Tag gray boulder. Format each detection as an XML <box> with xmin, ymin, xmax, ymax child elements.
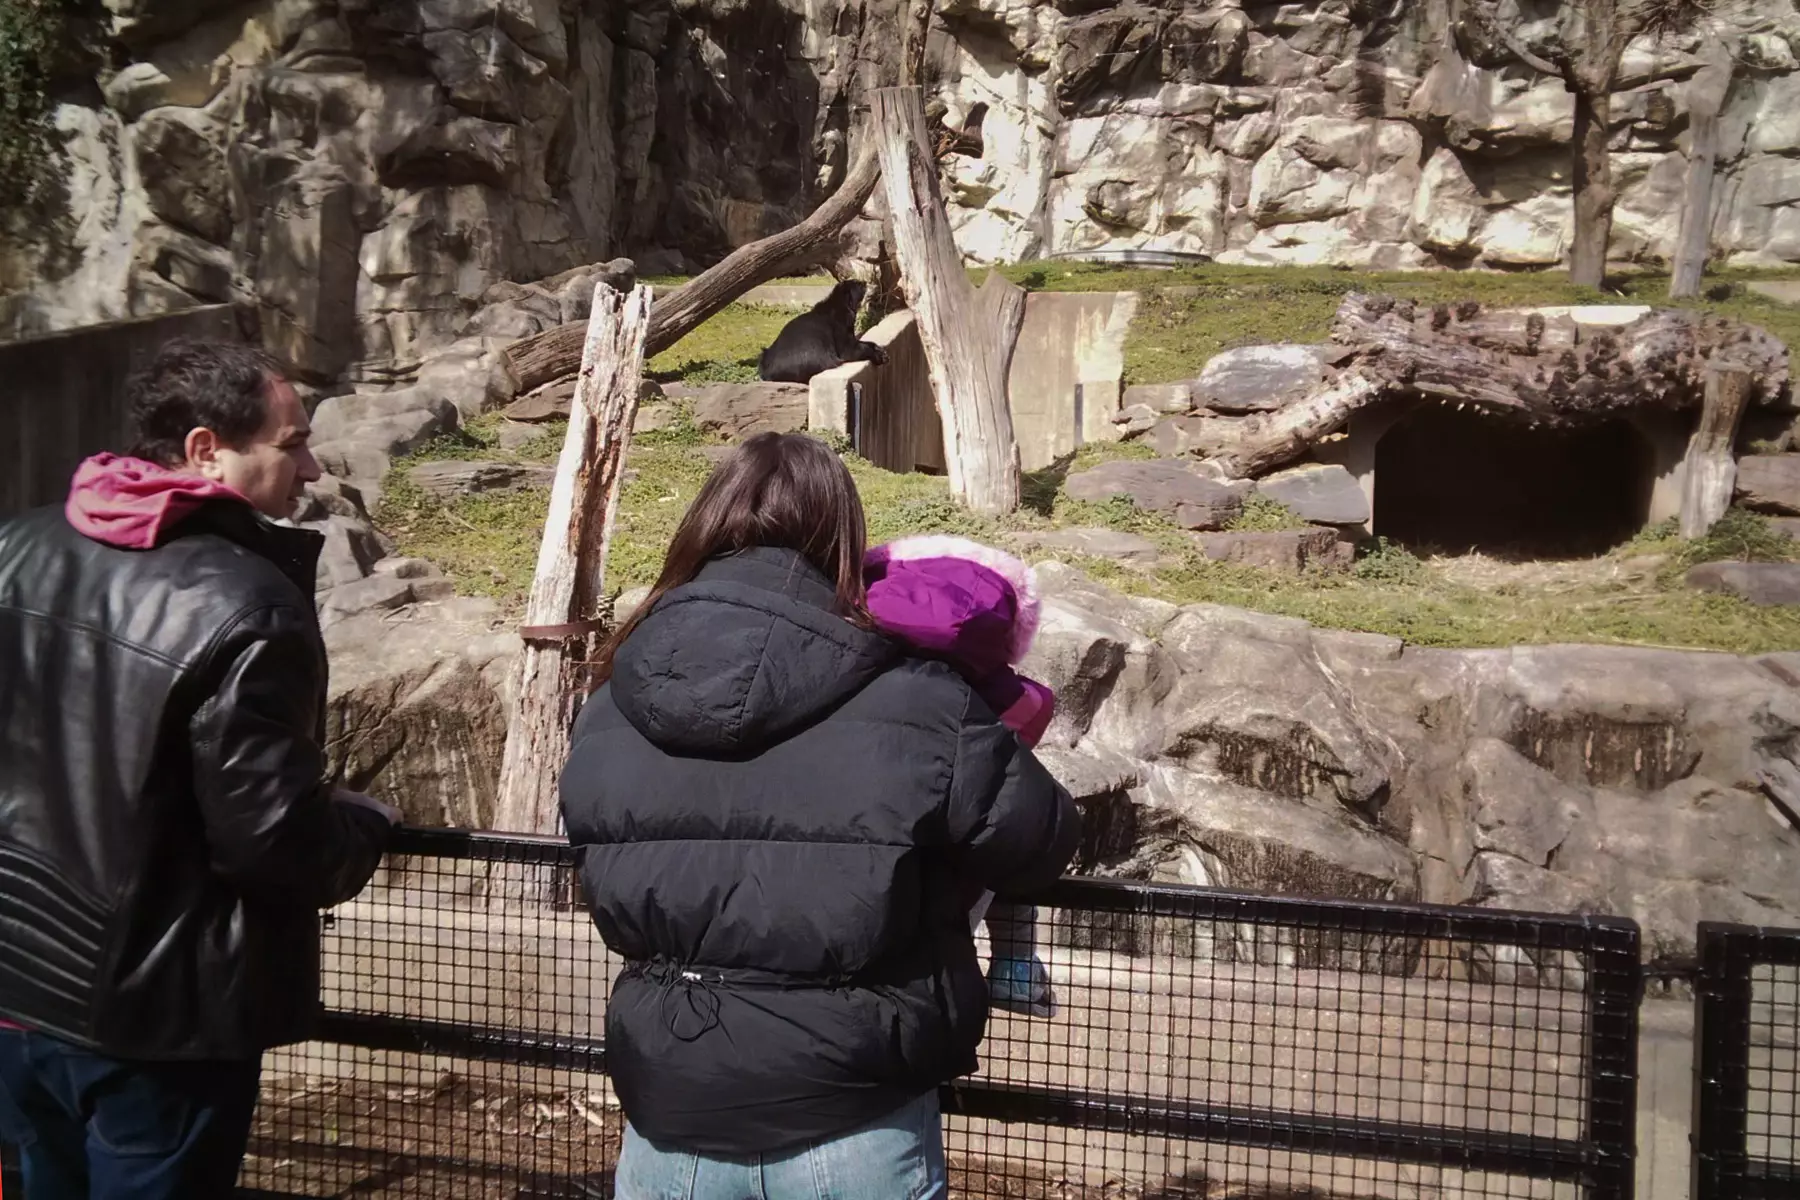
<box><xmin>411</xmin><ymin>460</ymin><xmax>557</xmax><ymax>501</ymax></box>
<box><xmin>1011</xmin><ymin>527</ymin><xmax>1166</xmax><ymax>568</ymax></box>
<box><xmin>1735</xmin><ymin>454</ymin><xmax>1800</xmax><ymax>515</ymax></box>
<box><xmin>325</xmin><ymin>596</ymin><xmax>518</xmax><ymax>829</ymax></box>
<box><xmin>1064</xmin><ymin>459</ymin><xmax>1248</xmax><ymax>530</ymax></box>
<box><xmin>1120</xmin><ymin>382</ymin><xmax>1196</xmax><ymax>415</ymax></box>
<box><xmin>678</xmin><ymin>383</ymin><xmax>810</xmax><ymax>439</ymax></box>
<box><xmin>1192</xmin><ymin>527</ymin><xmax>1352</xmax><ymax>573</ymax></box>
<box><xmin>1687</xmin><ymin>561</ymin><xmax>1800</xmax><ymax>606</ymax></box>
<box><xmin>1194</xmin><ymin>344</ymin><xmax>1331</xmax><ymax>414</ymax></box>
<box><xmin>1252</xmin><ymin>464</ymin><xmax>1369</xmax><ymax>526</ymax></box>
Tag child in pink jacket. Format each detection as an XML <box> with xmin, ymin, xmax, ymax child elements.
<box><xmin>863</xmin><ymin>535</ymin><xmax>1057</xmax><ymax>1013</ymax></box>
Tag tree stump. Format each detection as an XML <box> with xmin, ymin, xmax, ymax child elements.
<box><xmin>1678</xmin><ymin>364</ymin><xmax>1753</xmax><ymax>538</ymax></box>
<box><xmin>492</xmin><ymin>283</ymin><xmax>654</xmax><ymax>838</ymax></box>
<box><xmin>872</xmin><ymin>84</ymin><xmax>1024</xmax><ymax>514</ymax></box>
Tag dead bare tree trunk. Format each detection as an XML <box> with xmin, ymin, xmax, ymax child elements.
<box><xmin>1669</xmin><ymin>49</ymin><xmax>1734</xmax><ymax>300</ymax></box>
<box><xmin>493</xmin><ymin>283</ymin><xmax>654</xmax><ymax>836</ymax></box>
<box><xmin>505</xmin><ymin>142</ymin><xmax>881</xmax><ymax>396</ymax></box>
<box><xmin>873</xmin><ymin>84</ymin><xmax>1023</xmax><ymax>514</ymax></box>
<box><xmin>1569</xmin><ymin>85</ymin><xmax>1615</xmax><ymax>289</ymax></box>
<box><xmin>1678</xmin><ymin>364</ymin><xmax>1753</xmax><ymax>538</ymax></box>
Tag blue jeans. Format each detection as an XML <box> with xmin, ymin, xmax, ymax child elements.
<box><xmin>0</xmin><ymin>1027</ymin><xmax>260</xmax><ymax>1199</ymax></box>
<box><xmin>615</xmin><ymin>1089</ymin><xmax>947</xmax><ymax>1200</ymax></box>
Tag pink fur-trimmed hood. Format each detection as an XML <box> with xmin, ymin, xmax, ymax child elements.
<box><xmin>862</xmin><ymin>534</ymin><xmax>1041</xmax><ymax>672</ymax></box>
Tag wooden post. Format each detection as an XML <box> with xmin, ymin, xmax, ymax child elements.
<box><xmin>1678</xmin><ymin>363</ymin><xmax>1753</xmax><ymax>539</ymax></box>
<box><xmin>1669</xmin><ymin>50</ymin><xmax>1733</xmax><ymax>301</ymax></box>
<box><xmin>872</xmin><ymin>84</ymin><xmax>1024</xmax><ymax>514</ymax></box>
<box><xmin>492</xmin><ymin>282</ymin><xmax>654</xmax><ymax>836</ymax></box>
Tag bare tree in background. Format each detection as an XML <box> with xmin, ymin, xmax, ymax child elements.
<box><xmin>1458</xmin><ymin>0</ymin><xmax>1719</xmax><ymax>288</ymax></box>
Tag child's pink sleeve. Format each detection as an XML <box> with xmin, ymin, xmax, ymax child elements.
<box><xmin>997</xmin><ymin>676</ymin><xmax>1055</xmax><ymax>748</ymax></box>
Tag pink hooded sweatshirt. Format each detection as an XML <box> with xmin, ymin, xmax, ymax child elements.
<box><xmin>863</xmin><ymin>534</ymin><xmax>1055</xmax><ymax>748</ymax></box>
<box><xmin>63</xmin><ymin>452</ymin><xmax>250</xmax><ymax>550</ymax></box>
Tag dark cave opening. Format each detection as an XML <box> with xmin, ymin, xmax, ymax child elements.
<box><xmin>1373</xmin><ymin>404</ymin><xmax>1657</xmax><ymax>557</ymax></box>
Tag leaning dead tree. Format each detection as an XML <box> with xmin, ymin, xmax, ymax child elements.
<box><xmin>874</xmin><ymin>85</ymin><xmax>1025</xmax><ymax>514</ymax></box>
<box><xmin>1191</xmin><ymin>293</ymin><xmax>1790</xmax><ymax>487</ymax></box>
<box><xmin>505</xmin><ymin>142</ymin><xmax>881</xmax><ymax>395</ymax></box>
<box><xmin>492</xmin><ymin>283</ymin><xmax>654</xmax><ymax>836</ymax></box>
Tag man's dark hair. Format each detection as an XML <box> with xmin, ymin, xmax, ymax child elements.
<box><xmin>125</xmin><ymin>339</ymin><xmax>284</xmax><ymax>467</ymax></box>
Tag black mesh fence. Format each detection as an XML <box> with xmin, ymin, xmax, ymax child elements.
<box><xmin>1692</xmin><ymin>922</ymin><xmax>1800</xmax><ymax>1200</ymax></box>
<box><xmin>3</xmin><ymin>827</ymin><xmax>1644</xmax><ymax>1199</ymax></box>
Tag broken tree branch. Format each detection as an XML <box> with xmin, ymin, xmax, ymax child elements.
<box><xmin>493</xmin><ymin>282</ymin><xmax>653</xmax><ymax>836</ymax></box>
<box><xmin>505</xmin><ymin>137</ymin><xmax>881</xmax><ymax>396</ymax></box>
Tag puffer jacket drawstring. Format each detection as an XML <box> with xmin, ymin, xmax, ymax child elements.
<box><xmin>633</xmin><ymin>961</ymin><xmax>724</xmax><ymax>1042</ymax></box>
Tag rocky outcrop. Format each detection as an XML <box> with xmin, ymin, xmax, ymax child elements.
<box><xmin>1</xmin><ymin>0</ymin><xmax>857</xmax><ymax>359</ymax></box>
<box><xmin>1017</xmin><ymin>563</ymin><xmax>1800</xmax><ymax>964</ymax></box>
<box><xmin>9</xmin><ymin>0</ymin><xmax>1800</xmax><ymax>355</ymax></box>
<box><xmin>326</xmin><ymin>550</ymin><xmax>1800</xmax><ymax>963</ymax></box>
<box><xmin>931</xmin><ymin>1</ymin><xmax>1800</xmax><ymax>269</ymax></box>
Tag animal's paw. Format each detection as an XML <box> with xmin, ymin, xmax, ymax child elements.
<box><xmin>865</xmin><ymin>344</ymin><xmax>889</xmax><ymax>367</ymax></box>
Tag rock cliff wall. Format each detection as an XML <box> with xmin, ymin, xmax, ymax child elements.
<box><xmin>4</xmin><ymin>0</ymin><xmax>1799</xmax><ymax>368</ymax></box>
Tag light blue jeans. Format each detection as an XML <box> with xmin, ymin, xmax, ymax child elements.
<box><xmin>614</xmin><ymin>1089</ymin><xmax>947</xmax><ymax>1200</ymax></box>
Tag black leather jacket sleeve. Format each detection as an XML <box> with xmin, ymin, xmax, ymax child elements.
<box><xmin>189</xmin><ymin>604</ymin><xmax>390</xmax><ymax>909</ymax></box>
<box><xmin>946</xmin><ymin>699</ymin><xmax>1082</xmax><ymax>898</ymax></box>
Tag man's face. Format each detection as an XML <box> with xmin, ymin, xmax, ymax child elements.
<box><xmin>206</xmin><ymin>377</ymin><xmax>322</xmax><ymax>520</ymax></box>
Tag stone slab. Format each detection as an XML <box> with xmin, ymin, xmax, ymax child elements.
<box><xmin>1687</xmin><ymin>561</ymin><xmax>1800</xmax><ymax>605</ymax></box>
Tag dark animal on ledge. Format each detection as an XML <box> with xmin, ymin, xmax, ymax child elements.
<box><xmin>758</xmin><ymin>280</ymin><xmax>889</xmax><ymax>383</ymax></box>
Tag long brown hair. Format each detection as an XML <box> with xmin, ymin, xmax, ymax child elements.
<box><xmin>591</xmin><ymin>432</ymin><xmax>871</xmax><ymax>684</ymax></box>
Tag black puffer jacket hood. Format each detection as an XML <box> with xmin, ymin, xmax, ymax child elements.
<box><xmin>561</xmin><ymin>546</ymin><xmax>1081</xmax><ymax>1156</ymax></box>
<box><xmin>612</xmin><ymin>548</ymin><xmax>897</xmax><ymax>755</ymax></box>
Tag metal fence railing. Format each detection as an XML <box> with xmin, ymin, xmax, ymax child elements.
<box><xmin>5</xmin><ymin>828</ymin><xmax>1646</xmax><ymax>1199</ymax></box>
<box><xmin>1692</xmin><ymin>922</ymin><xmax>1800</xmax><ymax>1200</ymax></box>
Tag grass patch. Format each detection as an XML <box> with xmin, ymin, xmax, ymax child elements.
<box><xmin>374</xmin><ymin>262</ymin><xmax>1800</xmax><ymax>654</ymax></box>
<box><xmin>380</xmin><ymin>432</ymin><xmax>1800</xmax><ymax>653</ymax></box>
<box><xmin>1621</xmin><ymin>508</ymin><xmax>1798</xmax><ymax>586</ymax></box>
<box><xmin>644</xmin><ymin>303</ymin><xmax>804</xmax><ymax>385</ymax></box>
<box><xmin>1229</xmin><ymin>495</ymin><xmax>1310</xmax><ymax>533</ymax></box>
<box><xmin>1084</xmin><ymin>553</ymin><xmax>1800</xmax><ymax>653</ymax></box>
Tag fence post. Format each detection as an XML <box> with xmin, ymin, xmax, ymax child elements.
<box><xmin>1588</xmin><ymin>922</ymin><xmax>1644</xmax><ymax>1200</ymax></box>
<box><xmin>1693</xmin><ymin>923</ymin><xmax>1755</xmax><ymax>1200</ymax></box>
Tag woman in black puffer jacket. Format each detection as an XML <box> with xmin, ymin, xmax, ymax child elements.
<box><xmin>560</xmin><ymin>432</ymin><xmax>1079</xmax><ymax>1199</ymax></box>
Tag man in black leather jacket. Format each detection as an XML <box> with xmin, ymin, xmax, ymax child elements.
<box><xmin>0</xmin><ymin>340</ymin><xmax>397</xmax><ymax>1198</ymax></box>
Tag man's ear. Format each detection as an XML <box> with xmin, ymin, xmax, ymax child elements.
<box><xmin>184</xmin><ymin>426</ymin><xmax>226</xmax><ymax>481</ymax></box>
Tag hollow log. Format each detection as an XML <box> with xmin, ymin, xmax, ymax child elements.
<box><xmin>873</xmin><ymin>84</ymin><xmax>1024</xmax><ymax>514</ymax></box>
<box><xmin>492</xmin><ymin>283</ymin><xmax>653</xmax><ymax>836</ymax></box>
<box><xmin>505</xmin><ymin>138</ymin><xmax>881</xmax><ymax>396</ymax></box>
<box><xmin>1199</xmin><ymin>293</ymin><xmax>1790</xmax><ymax>480</ymax></box>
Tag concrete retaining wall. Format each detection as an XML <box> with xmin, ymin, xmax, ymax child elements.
<box><xmin>0</xmin><ymin>305</ymin><xmax>244</xmax><ymax>519</ymax></box>
<box><xmin>811</xmin><ymin>311</ymin><xmax>945</xmax><ymax>474</ymax></box>
<box><xmin>1006</xmin><ymin>291</ymin><xmax>1139</xmax><ymax>470</ymax></box>
<box><xmin>807</xmin><ymin>292</ymin><xmax>1139</xmax><ymax>476</ymax></box>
